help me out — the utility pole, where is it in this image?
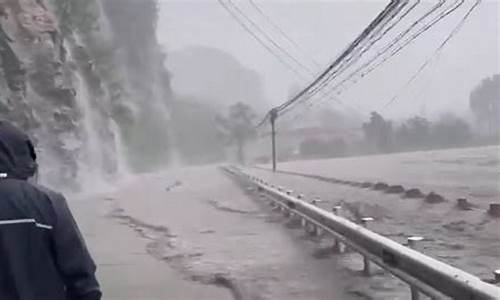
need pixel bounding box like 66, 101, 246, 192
270, 108, 278, 172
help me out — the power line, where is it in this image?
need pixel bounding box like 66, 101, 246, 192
302, 0, 448, 109
324, 0, 412, 85
226, 0, 316, 76
330, 0, 462, 94
248, 0, 322, 69
281, 0, 413, 116
244, 0, 367, 115
216, 0, 307, 80
298, 0, 472, 119
327, 0, 418, 85
276, 0, 407, 117
382, 0, 482, 109
271, 0, 403, 119
289, 0, 463, 116
218, 0, 368, 127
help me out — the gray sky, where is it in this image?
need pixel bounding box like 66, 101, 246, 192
157, 0, 499, 121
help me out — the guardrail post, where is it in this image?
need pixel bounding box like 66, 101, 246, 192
298, 198, 310, 233
332, 206, 343, 253
361, 217, 374, 276
407, 236, 424, 299
310, 199, 321, 236
298, 194, 307, 234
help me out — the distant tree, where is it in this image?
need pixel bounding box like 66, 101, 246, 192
431, 114, 472, 148
362, 112, 393, 153
469, 74, 500, 136
216, 102, 257, 164
395, 116, 431, 150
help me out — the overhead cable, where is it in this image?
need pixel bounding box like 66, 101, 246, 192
272, 0, 403, 118
382, 0, 482, 109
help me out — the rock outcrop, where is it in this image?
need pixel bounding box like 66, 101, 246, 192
0, 0, 172, 190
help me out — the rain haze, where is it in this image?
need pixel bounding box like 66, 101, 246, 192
0, 0, 499, 299
159, 0, 499, 119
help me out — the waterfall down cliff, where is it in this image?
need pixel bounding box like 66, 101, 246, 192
0, 0, 172, 190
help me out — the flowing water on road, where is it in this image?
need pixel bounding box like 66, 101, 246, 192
103, 146, 499, 299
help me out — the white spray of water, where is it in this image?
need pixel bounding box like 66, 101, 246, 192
150, 78, 181, 167
109, 118, 130, 178
73, 71, 108, 190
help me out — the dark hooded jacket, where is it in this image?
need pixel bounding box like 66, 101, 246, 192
0, 121, 102, 300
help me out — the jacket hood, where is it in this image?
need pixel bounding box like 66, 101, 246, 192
0, 121, 37, 180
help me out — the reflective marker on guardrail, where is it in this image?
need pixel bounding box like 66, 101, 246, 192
407, 236, 424, 250
311, 196, 322, 205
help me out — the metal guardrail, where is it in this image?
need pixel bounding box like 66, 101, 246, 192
222, 166, 500, 300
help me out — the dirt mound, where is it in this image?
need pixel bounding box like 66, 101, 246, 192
425, 192, 445, 203
373, 182, 389, 191
456, 198, 474, 211
405, 188, 424, 198
386, 185, 405, 194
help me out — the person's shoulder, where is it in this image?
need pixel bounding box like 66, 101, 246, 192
27, 182, 66, 204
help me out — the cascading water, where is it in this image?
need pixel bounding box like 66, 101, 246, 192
0, 0, 174, 191
42, 31, 131, 192
109, 119, 129, 177
73, 71, 107, 190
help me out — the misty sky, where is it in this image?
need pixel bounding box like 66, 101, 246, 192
157, 0, 499, 121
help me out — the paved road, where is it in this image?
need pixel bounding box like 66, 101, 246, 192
65, 163, 456, 299
96, 166, 370, 300
69, 191, 230, 300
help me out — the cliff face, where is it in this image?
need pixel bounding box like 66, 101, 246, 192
0, 0, 172, 190
101, 0, 173, 171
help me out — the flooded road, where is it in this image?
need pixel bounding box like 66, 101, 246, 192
105, 166, 369, 299
92, 145, 500, 299
247, 145, 500, 280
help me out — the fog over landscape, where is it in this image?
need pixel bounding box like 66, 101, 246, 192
159, 0, 499, 119
0, 0, 499, 299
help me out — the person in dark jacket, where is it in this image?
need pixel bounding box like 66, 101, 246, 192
0, 121, 102, 300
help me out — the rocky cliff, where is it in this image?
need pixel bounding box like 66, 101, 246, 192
0, 0, 172, 190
